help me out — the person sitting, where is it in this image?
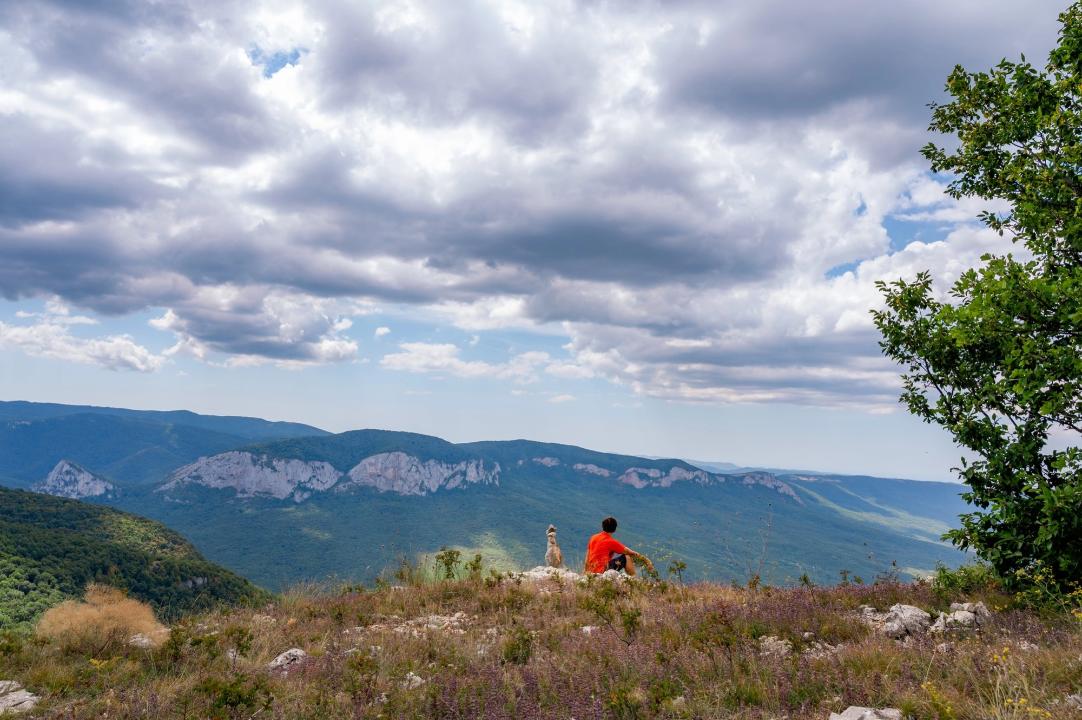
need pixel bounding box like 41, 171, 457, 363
584, 516, 654, 575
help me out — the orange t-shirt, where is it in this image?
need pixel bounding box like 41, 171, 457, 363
585, 531, 627, 573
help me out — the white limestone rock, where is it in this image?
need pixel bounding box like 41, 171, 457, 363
34, 460, 115, 499
401, 672, 425, 689
162, 452, 340, 501
0, 681, 39, 714
514, 566, 583, 584
572, 463, 611, 477
340, 452, 500, 496
864, 604, 931, 639
268, 648, 307, 672
830, 708, 902, 720
618, 466, 711, 488
759, 635, 793, 658
930, 601, 990, 633
532, 457, 561, 467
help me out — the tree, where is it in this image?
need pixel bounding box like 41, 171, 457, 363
872, 3, 1082, 588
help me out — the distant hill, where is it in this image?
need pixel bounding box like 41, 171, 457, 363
0, 401, 328, 440
0, 487, 269, 629
114, 430, 968, 591
0, 401, 328, 488
0, 403, 971, 593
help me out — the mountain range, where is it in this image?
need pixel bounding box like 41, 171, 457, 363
0, 400, 968, 591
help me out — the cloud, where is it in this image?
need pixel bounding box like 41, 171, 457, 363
0, 310, 164, 372
0, 0, 1064, 405
548, 394, 576, 404
380, 342, 550, 383
374, 326, 391, 338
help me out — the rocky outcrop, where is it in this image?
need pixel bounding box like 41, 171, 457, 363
739, 471, 802, 501
573, 463, 611, 477
618, 465, 711, 488
532, 457, 561, 467
340, 452, 500, 496
860, 604, 932, 639
34, 460, 115, 499
162, 452, 341, 501
930, 601, 991, 633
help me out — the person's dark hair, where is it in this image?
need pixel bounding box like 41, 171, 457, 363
602, 516, 617, 533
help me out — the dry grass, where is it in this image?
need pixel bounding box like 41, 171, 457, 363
2, 576, 1080, 719
35, 584, 167, 654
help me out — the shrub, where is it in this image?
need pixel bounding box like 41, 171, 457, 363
931, 563, 1001, 604
35, 584, 166, 655
500, 624, 533, 665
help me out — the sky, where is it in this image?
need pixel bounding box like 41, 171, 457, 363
0, 0, 1067, 481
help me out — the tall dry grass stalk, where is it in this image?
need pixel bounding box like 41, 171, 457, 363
35, 584, 166, 654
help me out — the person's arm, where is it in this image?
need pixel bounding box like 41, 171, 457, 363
623, 547, 654, 571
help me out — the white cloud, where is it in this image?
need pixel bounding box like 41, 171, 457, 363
374, 326, 391, 338
548, 393, 576, 403
380, 342, 550, 383
0, 318, 165, 372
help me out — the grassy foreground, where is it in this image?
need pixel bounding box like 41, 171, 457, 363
1, 572, 1080, 719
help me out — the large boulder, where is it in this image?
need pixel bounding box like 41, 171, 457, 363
880, 604, 931, 639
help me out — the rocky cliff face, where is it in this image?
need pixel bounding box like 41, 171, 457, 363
339, 452, 500, 496
34, 460, 115, 499
617, 465, 711, 488
160, 450, 501, 500
162, 452, 341, 502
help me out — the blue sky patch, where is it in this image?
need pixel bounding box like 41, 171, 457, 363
248, 46, 305, 78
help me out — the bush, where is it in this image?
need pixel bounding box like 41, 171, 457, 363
500, 624, 533, 665
931, 563, 1001, 604
35, 584, 166, 655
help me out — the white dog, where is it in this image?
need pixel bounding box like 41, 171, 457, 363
545, 524, 563, 568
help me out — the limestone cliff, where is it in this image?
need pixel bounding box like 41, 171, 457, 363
34, 460, 115, 499
161, 451, 340, 502
339, 452, 500, 496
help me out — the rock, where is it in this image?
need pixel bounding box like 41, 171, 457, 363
252, 614, 277, 625
163, 452, 341, 501
401, 672, 425, 689
759, 635, 793, 658
34, 459, 115, 499
128, 633, 155, 649
803, 641, 840, 659
930, 607, 985, 634
829, 707, 903, 720
1017, 640, 1039, 652
949, 601, 991, 619
573, 463, 612, 477
514, 566, 583, 584
1066, 694, 1082, 709
581, 626, 599, 635
0, 681, 39, 714
934, 642, 952, 654
268, 648, 307, 672
341, 452, 500, 496
870, 604, 931, 639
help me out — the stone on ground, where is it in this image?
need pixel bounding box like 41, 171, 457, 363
268, 648, 307, 672
829, 707, 903, 720
0, 681, 39, 714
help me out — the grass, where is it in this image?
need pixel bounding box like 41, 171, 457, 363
1, 573, 1080, 719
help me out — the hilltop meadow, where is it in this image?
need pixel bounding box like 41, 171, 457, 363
1, 558, 1080, 720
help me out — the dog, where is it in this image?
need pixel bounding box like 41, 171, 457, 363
545, 524, 563, 568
